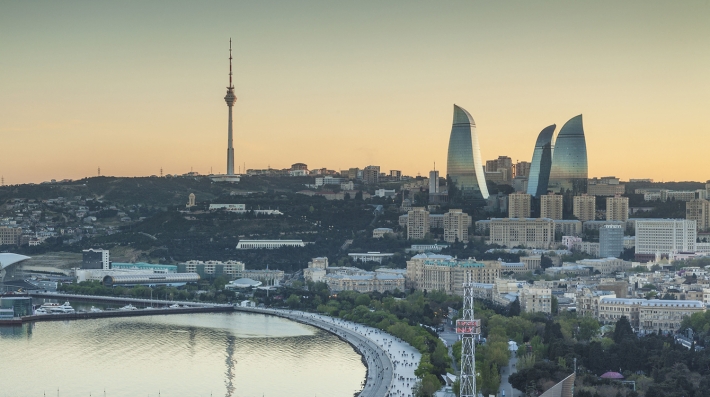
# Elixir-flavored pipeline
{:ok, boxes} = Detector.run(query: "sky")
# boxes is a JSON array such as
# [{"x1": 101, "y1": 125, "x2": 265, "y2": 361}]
[{"x1": 1, "y1": 1, "x2": 708, "y2": 184}]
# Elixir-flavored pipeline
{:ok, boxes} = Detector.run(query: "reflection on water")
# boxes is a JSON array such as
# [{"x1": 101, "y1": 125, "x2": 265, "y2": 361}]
[{"x1": 0, "y1": 312, "x2": 366, "y2": 397}]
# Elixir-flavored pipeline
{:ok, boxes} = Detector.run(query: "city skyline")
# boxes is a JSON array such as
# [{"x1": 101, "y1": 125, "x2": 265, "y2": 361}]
[{"x1": 1, "y1": 1, "x2": 709, "y2": 184}]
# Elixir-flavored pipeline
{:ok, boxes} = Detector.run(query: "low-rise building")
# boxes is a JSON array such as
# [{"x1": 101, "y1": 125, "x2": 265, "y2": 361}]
[
  {"x1": 348, "y1": 252, "x2": 394, "y2": 263},
  {"x1": 178, "y1": 260, "x2": 245, "y2": 279},
  {"x1": 576, "y1": 258, "x2": 632, "y2": 275},
  {"x1": 488, "y1": 218, "x2": 555, "y2": 249},
  {"x1": 236, "y1": 240, "x2": 306, "y2": 249},
  {"x1": 372, "y1": 228, "x2": 394, "y2": 239},
  {"x1": 325, "y1": 268, "x2": 406, "y2": 293}
]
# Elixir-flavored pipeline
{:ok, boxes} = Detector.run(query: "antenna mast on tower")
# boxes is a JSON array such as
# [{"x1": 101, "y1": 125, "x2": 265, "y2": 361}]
[{"x1": 457, "y1": 273, "x2": 481, "y2": 397}]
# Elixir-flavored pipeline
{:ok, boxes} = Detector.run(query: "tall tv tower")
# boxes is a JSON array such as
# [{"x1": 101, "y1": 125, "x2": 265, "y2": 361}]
[
  {"x1": 224, "y1": 39, "x2": 237, "y2": 175},
  {"x1": 457, "y1": 273, "x2": 481, "y2": 397}
]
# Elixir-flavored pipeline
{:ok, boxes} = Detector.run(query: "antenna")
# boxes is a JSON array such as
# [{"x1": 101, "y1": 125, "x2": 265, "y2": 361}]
[
  {"x1": 229, "y1": 38, "x2": 233, "y2": 89},
  {"x1": 160, "y1": 167, "x2": 163, "y2": 177},
  {"x1": 98, "y1": 167, "x2": 101, "y2": 177}
]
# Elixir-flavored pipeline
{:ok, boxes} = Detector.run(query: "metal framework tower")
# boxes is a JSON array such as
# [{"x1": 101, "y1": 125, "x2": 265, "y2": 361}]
[
  {"x1": 457, "y1": 273, "x2": 481, "y2": 397},
  {"x1": 224, "y1": 39, "x2": 237, "y2": 175}
]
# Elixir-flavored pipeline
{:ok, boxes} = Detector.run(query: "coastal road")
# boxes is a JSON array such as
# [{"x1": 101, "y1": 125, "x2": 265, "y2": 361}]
[{"x1": 239, "y1": 307, "x2": 421, "y2": 397}]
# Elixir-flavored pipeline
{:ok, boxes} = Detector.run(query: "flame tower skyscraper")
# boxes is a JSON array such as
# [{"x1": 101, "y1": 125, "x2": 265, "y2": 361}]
[{"x1": 224, "y1": 39, "x2": 237, "y2": 175}]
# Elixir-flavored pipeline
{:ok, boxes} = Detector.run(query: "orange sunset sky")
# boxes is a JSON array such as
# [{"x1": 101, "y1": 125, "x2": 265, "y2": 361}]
[{"x1": 1, "y1": 1, "x2": 708, "y2": 185}]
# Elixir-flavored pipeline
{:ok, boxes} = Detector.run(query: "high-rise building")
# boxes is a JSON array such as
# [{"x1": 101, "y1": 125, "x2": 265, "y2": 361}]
[
  {"x1": 526, "y1": 125, "x2": 555, "y2": 198},
  {"x1": 224, "y1": 40, "x2": 237, "y2": 176},
  {"x1": 635, "y1": 219, "x2": 696, "y2": 261},
  {"x1": 485, "y1": 156, "x2": 513, "y2": 183},
  {"x1": 686, "y1": 199, "x2": 710, "y2": 231},
  {"x1": 548, "y1": 115, "x2": 588, "y2": 209},
  {"x1": 407, "y1": 207, "x2": 430, "y2": 240},
  {"x1": 429, "y1": 170, "x2": 440, "y2": 194},
  {"x1": 508, "y1": 193, "x2": 531, "y2": 218},
  {"x1": 444, "y1": 209, "x2": 471, "y2": 243},
  {"x1": 606, "y1": 195, "x2": 629, "y2": 222},
  {"x1": 540, "y1": 193, "x2": 563, "y2": 220},
  {"x1": 573, "y1": 194, "x2": 596, "y2": 222},
  {"x1": 389, "y1": 170, "x2": 402, "y2": 180},
  {"x1": 599, "y1": 225, "x2": 624, "y2": 258},
  {"x1": 446, "y1": 105, "x2": 489, "y2": 200},
  {"x1": 515, "y1": 161, "x2": 531, "y2": 178},
  {"x1": 363, "y1": 165, "x2": 380, "y2": 184}
]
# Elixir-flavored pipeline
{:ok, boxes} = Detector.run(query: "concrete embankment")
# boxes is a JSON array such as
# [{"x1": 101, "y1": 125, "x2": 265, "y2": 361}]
[
  {"x1": 235, "y1": 307, "x2": 396, "y2": 397},
  {"x1": 30, "y1": 291, "x2": 222, "y2": 308},
  {"x1": 0, "y1": 305, "x2": 234, "y2": 325}
]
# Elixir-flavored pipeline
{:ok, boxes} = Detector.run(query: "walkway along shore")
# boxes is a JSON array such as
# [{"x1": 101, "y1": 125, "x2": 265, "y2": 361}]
[{"x1": 236, "y1": 307, "x2": 422, "y2": 397}]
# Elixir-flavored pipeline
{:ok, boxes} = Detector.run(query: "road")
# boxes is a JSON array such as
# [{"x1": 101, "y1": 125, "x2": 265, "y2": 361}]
[
  {"x1": 239, "y1": 307, "x2": 421, "y2": 397},
  {"x1": 499, "y1": 354, "x2": 524, "y2": 397}
]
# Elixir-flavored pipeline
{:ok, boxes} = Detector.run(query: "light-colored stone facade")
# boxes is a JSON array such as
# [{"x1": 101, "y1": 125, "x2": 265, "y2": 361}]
[
  {"x1": 489, "y1": 218, "x2": 555, "y2": 249},
  {"x1": 508, "y1": 193, "x2": 531, "y2": 219},
  {"x1": 686, "y1": 199, "x2": 710, "y2": 231},
  {"x1": 406, "y1": 253, "x2": 502, "y2": 296},
  {"x1": 606, "y1": 195, "x2": 629, "y2": 222},
  {"x1": 443, "y1": 209, "x2": 470, "y2": 243},
  {"x1": 519, "y1": 286, "x2": 552, "y2": 314},
  {"x1": 540, "y1": 193, "x2": 563, "y2": 220},
  {"x1": 407, "y1": 207, "x2": 430, "y2": 240},
  {"x1": 573, "y1": 195, "x2": 596, "y2": 222}
]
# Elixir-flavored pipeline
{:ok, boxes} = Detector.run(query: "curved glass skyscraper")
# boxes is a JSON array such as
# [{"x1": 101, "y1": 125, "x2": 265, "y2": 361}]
[
  {"x1": 446, "y1": 105, "x2": 489, "y2": 200},
  {"x1": 548, "y1": 114, "x2": 588, "y2": 197},
  {"x1": 526, "y1": 124, "x2": 556, "y2": 198}
]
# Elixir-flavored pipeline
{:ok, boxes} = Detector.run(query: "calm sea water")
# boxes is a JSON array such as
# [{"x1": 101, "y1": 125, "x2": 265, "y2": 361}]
[{"x1": 0, "y1": 312, "x2": 366, "y2": 397}]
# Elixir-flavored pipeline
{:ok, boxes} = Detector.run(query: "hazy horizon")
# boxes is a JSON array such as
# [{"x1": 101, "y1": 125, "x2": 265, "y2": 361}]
[{"x1": 2, "y1": 1, "x2": 708, "y2": 185}]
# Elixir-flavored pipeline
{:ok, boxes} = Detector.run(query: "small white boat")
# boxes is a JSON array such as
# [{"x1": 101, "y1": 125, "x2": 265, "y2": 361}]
[
  {"x1": 40, "y1": 302, "x2": 61, "y2": 310},
  {"x1": 34, "y1": 308, "x2": 48, "y2": 315},
  {"x1": 169, "y1": 304, "x2": 181, "y2": 308},
  {"x1": 90, "y1": 306, "x2": 103, "y2": 313},
  {"x1": 119, "y1": 304, "x2": 138, "y2": 311},
  {"x1": 50, "y1": 302, "x2": 75, "y2": 314}
]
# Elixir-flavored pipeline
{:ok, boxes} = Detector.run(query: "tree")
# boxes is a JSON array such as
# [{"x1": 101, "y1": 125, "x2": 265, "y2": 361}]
[
  {"x1": 613, "y1": 316, "x2": 634, "y2": 343},
  {"x1": 540, "y1": 254, "x2": 554, "y2": 269},
  {"x1": 551, "y1": 296, "x2": 558, "y2": 315},
  {"x1": 285, "y1": 294, "x2": 300, "y2": 308},
  {"x1": 508, "y1": 297, "x2": 521, "y2": 317}
]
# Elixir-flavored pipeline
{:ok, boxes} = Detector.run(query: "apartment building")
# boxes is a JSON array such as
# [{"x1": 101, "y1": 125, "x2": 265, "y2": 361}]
[
  {"x1": 443, "y1": 209, "x2": 470, "y2": 243},
  {"x1": 407, "y1": 207, "x2": 430, "y2": 240},
  {"x1": 606, "y1": 195, "x2": 629, "y2": 222},
  {"x1": 686, "y1": 199, "x2": 710, "y2": 231},
  {"x1": 519, "y1": 286, "x2": 552, "y2": 314},
  {"x1": 508, "y1": 193, "x2": 531, "y2": 218},
  {"x1": 573, "y1": 195, "x2": 596, "y2": 222},
  {"x1": 0, "y1": 227, "x2": 22, "y2": 246},
  {"x1": 540, "y1": 193, "x2": 563, "y2": 220}
]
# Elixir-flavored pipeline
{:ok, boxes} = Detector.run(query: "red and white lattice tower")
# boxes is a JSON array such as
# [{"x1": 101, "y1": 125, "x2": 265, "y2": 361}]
[{"x1": 457, "y1": 273, "x2": 481, "y2": 397}]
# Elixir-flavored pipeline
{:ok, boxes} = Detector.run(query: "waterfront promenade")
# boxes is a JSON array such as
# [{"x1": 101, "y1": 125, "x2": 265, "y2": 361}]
[
  {"x1": 30, "y1": 291, "x2": 228, "y2": 308},
  {"x1": 238, "y1": 307, "x2": 421, "y2": 397}
]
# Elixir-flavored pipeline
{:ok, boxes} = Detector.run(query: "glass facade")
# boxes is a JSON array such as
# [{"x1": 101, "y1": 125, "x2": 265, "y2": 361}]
[
  {"x1": 548, "y1": 114, "x2": 588, "y2": 196},
  {"x1": 446, "y1": 105, "x2": 489, "y2": 200},
  {"x1": 526, "y1": 124, "x2": 556, "y2": 198}
]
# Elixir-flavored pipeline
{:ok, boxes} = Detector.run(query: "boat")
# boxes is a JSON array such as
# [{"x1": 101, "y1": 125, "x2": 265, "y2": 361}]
[
  {"x1": 49, "y1": 302, "x2": 75, "y2": 314},
  {"x1": 169, "y1": 304, "x2": 181, "y2": 308},
  {"x1": 34, "y1": 308, "x2": 48, "y2": 315},
  {"x1": 40, "y1": 302, "x2": 61, "y2": 310},
  {"x1": 119, "y1": 304, "x2": 138, "y2": 311},
  {"x1": 90, "y1": 306, "x2": 103, "y2": 313}
]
